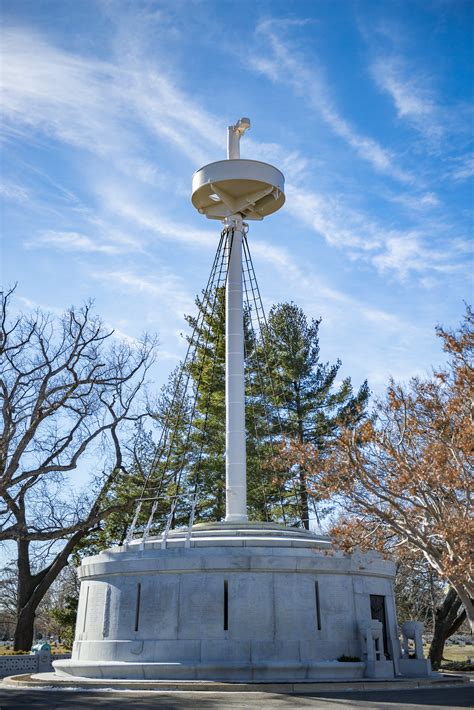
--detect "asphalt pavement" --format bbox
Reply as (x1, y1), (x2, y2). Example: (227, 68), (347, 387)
(0, 684), (473, 710)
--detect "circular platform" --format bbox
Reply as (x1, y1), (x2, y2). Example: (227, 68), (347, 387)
(191, 159), (285, 220)
(3, 672), (459, 693)
(53, 522), (399, 682)
(128, 520), (332, 550)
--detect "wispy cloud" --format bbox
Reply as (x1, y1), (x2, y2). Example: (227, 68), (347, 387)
(285, 183), (468, 279)
(387, 191), (440, 212)
(285, 184), (381, 251)
(90, 269), (195, 321)
(248, 235), (409, 334)
(0, 179), (30, 203)
(4, 22), (467, 290)
(2, 28), (127, 158)
(96, 183), (216, 249)
(1, 26), (221, 180)
(371, 56), (443, 141)
(371, 232), (471, 278)
(244, 139), (310, 184)
(448, 152), (474, 182)
(26, 230), (138, 254)
(1, 2), (469, 419)
(250, 20), (410, 182)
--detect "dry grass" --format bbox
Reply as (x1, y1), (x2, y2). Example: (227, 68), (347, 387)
(423, 644), (473, 662)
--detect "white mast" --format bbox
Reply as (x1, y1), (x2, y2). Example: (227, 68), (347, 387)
(191, 118), (285, 523)
(223, 119), (250, 520)
(224, 214), (246, 521)
(223, 119), (249, 521)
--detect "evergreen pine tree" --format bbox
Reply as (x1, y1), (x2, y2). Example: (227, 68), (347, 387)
(262, 302), (369, 528)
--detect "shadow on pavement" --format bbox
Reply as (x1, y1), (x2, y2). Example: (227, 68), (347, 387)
(0, 685), (472, 709)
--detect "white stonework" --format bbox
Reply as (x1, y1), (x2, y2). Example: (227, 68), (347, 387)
(54, 522), (410, 681)
(53, 121), (434, 683)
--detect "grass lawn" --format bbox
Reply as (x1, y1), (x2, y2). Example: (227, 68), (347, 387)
(423, 643), (473, 671)
(443, 645), (473, 662)
(423, 644), (473, 662)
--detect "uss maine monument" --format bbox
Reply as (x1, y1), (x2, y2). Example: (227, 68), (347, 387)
(54, 119), (432, 682)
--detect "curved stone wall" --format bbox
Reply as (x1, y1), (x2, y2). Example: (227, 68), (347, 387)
(54, 523), (400, 680)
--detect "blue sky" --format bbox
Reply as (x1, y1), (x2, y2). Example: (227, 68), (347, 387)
(1, 0), (473, 399)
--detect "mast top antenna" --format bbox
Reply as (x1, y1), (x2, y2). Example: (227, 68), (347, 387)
(228, 117), (251, 159)
(191, 117), (285, 222)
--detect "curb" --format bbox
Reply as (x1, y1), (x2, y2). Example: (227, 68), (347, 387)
(1, 672), (470, 694)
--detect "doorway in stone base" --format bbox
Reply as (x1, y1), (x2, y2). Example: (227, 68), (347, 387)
(370, 594), (390, 658)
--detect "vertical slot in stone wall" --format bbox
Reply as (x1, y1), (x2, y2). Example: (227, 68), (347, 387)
(223, 579), (229, 631)
(315, 581), (322, 631)
(82, 585), (90, 633)
(103, 584), (111, 639)
(134, 583), (141, 632)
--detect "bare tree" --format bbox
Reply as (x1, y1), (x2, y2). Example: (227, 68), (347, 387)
(0, 287), (156, 649)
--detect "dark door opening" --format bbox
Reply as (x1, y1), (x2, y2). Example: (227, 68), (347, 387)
(370, 594), (390, 658)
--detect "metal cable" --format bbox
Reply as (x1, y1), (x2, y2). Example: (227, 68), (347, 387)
(127, 231), (226, 541)
(128, 223), (307, 542)
(168, 228), (231, 526)
(139, 229), (225, 501)
(185, 235), (229, 540)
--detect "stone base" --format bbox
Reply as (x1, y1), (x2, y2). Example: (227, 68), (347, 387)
(365, 660), (395, 679)
(1, 670), (463, 693)
(398, 658), (432, 677)
(58, 521), (401, 682)
(54, 659), (365, 682)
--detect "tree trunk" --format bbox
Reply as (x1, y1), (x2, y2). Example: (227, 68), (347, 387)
(429, 626), (447, 670)
(296, 401), (309, 529)
(13, 530), (87, 650)
(299, 470), (309, 530)
(14, 605), (36, 651)
(429, 587), (466, 669)
(14, 537), (37, 651)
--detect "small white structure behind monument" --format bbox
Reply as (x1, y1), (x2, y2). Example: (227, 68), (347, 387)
(54, 120), (432, 682)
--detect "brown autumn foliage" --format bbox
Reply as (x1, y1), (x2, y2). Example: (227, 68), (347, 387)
(273, 306), (473, 628)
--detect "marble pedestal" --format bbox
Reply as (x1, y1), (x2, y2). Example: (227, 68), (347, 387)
(54, 522), (401, 681)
